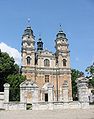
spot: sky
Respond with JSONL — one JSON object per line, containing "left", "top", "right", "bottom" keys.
{"left": 0, "top": 0, "right": 94, "bottom": 73}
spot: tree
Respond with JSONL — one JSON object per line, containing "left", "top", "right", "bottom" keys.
{"left": 71, "top": 69, "right": 82, "bottom": 100}
{"left": 0, "top": 51, "right": 25, "bottom": 101}
{"left": 86, "top": 63, "right": 94, "bottom": 87}
{"left": 7, "top": 74, "right": 25, "bottom": 101}
{"left": 0, "top": 51, "right": 19, "bottom": 91}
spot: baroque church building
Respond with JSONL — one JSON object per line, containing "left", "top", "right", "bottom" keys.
{"left": 21, "top": 25, "right": 72, "bottom": 103}
{"left": 0, "top": 23, "right": 90, "bottom": 111}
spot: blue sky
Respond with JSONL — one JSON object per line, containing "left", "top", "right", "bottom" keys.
{"left": 0, "top": 0, "right": 94, "bottom": 73}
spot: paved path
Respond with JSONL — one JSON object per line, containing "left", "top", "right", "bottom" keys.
{"left": 0, "top": 108, "right": 94, "bottom": 119}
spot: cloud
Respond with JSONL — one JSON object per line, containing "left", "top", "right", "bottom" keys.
{"left": 0, "top": 42, "right": 21, "bottom": 65}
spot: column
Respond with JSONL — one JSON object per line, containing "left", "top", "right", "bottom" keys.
{"left": 60, "top": 87, "right": 62, "bottom": 101}
{"left": 4, "top": 83, "right": 10, "bottom": 103}
{"left": 77, "top": 77, "right": 89, "bottom": 103}
{"left": 76, "top": 77, "right": 89, "bottom": 108}
{"left": 32, "top": 88, "right": 39, "bottom": 103}
{"left": 48, "top": 84, "right": 54, "bottom": 102}
{"left": 62, "top": 82, "right": 69, "bottom": 102}
{"left": 20, "top": 87, "right": 26, "bottom": 103}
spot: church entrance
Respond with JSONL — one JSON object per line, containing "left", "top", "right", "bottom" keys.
{"left": 45, "top": 93, "right": 48, "bottom": 102}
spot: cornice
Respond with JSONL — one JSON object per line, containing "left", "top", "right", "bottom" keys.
{"left": 21, "top": 66, "right": 71, "bottom": 75}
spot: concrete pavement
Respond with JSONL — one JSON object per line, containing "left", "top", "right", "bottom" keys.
{"left": 0, "top": 108, "right": 94, "bottom": 119}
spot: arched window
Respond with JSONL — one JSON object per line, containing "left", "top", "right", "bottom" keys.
{"left": 27, "top": 56, "right": 31, "bottom": 65}
{"left": 63, "top": 59, "right": 67, "bottom": 66}
{"left": 44, "top": 59, "right": 50, "bottom": 66}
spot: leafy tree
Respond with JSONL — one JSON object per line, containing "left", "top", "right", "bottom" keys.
{"left": 0, "top": 51, "right": 25, "bottom": 101}
{"left": 7, "top": 74, "right": 25, "bottom": 101}
{"left": 0, "top": 51, "right": 19, "bottom": 91}
{"left": 86, "top": 63, "right": 94, "bottom": 87}
{"left": 71, "top": 69, "right": 82, "bottom": 100}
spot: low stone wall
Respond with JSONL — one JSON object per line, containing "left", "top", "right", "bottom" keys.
{"left": 0, "top": 92, "right": 4, "bottom": 109}
{"left": 4, "top": 102, "right": 26, "bottom": 110}
{"left": 32, "top": 101, "right": 89, "bottom": 110}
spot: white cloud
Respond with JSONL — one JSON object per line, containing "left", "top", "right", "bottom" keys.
{"left": 0, "top": 42, "right": 21, "bottom": 65}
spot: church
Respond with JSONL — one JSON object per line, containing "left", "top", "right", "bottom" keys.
{"left": 0, "top": 22, "right": 90, "bottom": 110}
{"left": 21, "top": 24, "right": 72, "bottom": 103}
{"left": 0, "top": 24, "right": 90, "bottom": 110}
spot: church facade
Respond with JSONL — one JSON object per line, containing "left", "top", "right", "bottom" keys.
{"left": 21, "top": 25, "right": 72, "bottom": 103}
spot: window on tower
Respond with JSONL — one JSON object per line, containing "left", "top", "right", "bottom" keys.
{"left": 63, "top": 59, "right": 67, "bottom": 66}
{"left": 44, "top": 59, "right": 50, "bottom": 67}
{"left": 27, "top": 56, "right": 31, "bottom": 65}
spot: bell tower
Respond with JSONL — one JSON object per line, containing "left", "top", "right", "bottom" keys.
{"left": 55, "top": 26, "right": 72, "bottom": 101}
{"left": 55, "top": 27, "right": 70, "bottom": 68}
{"left": 37, "top": 37, "right": 43, "bottom": 51}
{"left": 21, "top": 22, "right": 35, "bottom": 80}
